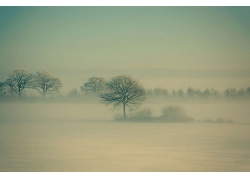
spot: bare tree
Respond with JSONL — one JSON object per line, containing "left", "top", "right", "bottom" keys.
{"left": 33, "top": 70, "right": 61, "bottom": 98}
{"left": 80, "top": 77, "right": 106, "bottom": 95}
{"left": 5, "top": 69, "right": 33, "bottom": 98}
{"left": 100, "top": 75, "right": 146, "bottom": 119}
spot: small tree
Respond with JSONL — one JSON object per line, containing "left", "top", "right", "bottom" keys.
{"left": 80, "top": 77, "right": 106, "bottom": 95}
{"left": 100, "top": 75, "right": 146, "bottom": 119}
{"left": 5, "top": 69, "right": 33, "bottom": 98}
{"left": 33, "top": 70, "right": 61, "bottom": 98}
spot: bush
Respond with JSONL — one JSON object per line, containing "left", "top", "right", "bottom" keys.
{"left": 160, "top": 105, "right": 191, "bottom": 122}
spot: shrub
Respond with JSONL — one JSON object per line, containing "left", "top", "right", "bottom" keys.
{"left": 160, "top": 105, "right": 191, "bottom": 122}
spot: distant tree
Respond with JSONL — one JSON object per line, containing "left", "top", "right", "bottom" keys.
{"left": 153, "top": 88, "right": 168, "bottom": 97}
{"left": 202, "top": 88, "right": 211, "bottom": 98}
{"left": 153, "top": 88, "right": 162, "bottom": 97}
{"left": 161, "top": 88, "right": 169, "bottom": 97}
{"left": 33, "top": 70, "right": 61, "bottom": 98}
{"left": 187, "top": 87, "right": 196, "bottom": 97}
{"left": 5, "top": 69, "right": 33, "bottom": 98}
{"left": 177, "top": 89, "right": 185, "bottom": 98}
{"left": 68, "top": 88, "right": 80, "bottom": 98}
{"left": 81, "top": 77, "right": 106, "bottom": 95}
{"left": 100, "top": 75, "right": 146, "bottom": 119}
{"left": 224, "top": 88, "right": 237, "bottom": 98}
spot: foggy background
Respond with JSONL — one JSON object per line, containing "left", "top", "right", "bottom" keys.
{"left": 0, "top": 7, "right": 250, "bottom": 95}
{"left": 1, "top": 6, "right": 250, "bottom": 172}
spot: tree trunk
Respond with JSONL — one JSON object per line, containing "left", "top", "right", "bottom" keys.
{"left": 123, "top": 103, "right": 126, "bottom": 119}
{"left": 18, "top": 88, "right": 21, "bottom": 98}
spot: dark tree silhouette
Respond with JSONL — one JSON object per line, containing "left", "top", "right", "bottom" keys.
{"left": 81, "top": 77, "right": 106, "bottom": 95}
{"left": 100, "top": 75, "right": 146, "bottom": 119}
{"left": 5, "top": 69, "right": 33, "bottom": 98}
{"left": 33, "top": 70, "right": 61, "bottom": 98}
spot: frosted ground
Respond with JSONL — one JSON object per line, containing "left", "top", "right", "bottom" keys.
{"left": 0, "top": 102, "right": 250, "bottom": 171}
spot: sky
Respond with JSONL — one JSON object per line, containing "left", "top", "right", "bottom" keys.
{"left": 0, "top": 7, "right": 250, "bottom": 94}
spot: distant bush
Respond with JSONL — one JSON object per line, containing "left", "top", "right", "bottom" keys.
{"left": 159, "top": 105, "right": 193, "bottom": 122}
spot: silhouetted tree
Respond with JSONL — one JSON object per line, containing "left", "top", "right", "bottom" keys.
{"left": 5, "top": 69, "right": 33, "bottom": 98}
{"left": 32, "top": 70, "right": 61, "bottom": 98}
{"left": 81, "top": 77, "right": 106, "bottom": 95}
{"left": 100, "top": 75, "right": 146, "bottom": 119}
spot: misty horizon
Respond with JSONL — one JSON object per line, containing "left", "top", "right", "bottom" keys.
{"left": 1, "top": 6, "right": 250, "bottom": 172}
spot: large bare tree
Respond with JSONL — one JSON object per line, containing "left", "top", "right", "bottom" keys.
{"left": 100, "top": 75, "right": 146, "bottom": 119}
{"left": 81, "top": 77, "right": 106, "bottom": 95}
{"left": 5, "top": 69, "right": 33, "bottom": 98}
{"left": 33, "top": 70, "right": 62, "bottom": 98}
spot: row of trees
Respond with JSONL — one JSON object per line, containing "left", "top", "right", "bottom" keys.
{"left": 0, "top": 69, "right": 62, "bottom": 98}
{"left": 1, "top": 72, "right": 145, "bottom": 119}
{"left": 69, "top": 80, "right": 250, "bottom": 100}
{"left": 146, "top": 87, "right": 250, "bottom": 99}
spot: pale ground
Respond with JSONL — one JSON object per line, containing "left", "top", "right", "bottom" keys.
{"left": 0, "top": 103, "right": 250, "bottom": 172}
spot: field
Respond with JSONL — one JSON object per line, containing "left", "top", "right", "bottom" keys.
{"left": 0, "top": 102, "right": 250, "bottom": 172}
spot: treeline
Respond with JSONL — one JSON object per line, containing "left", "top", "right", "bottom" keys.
{"left": 145, "top": 87, "right": 250, "bottom": 99}
{"left": 1, "top": 69, "right": 250, "bottom": 100}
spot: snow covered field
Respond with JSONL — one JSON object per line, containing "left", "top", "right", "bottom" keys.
{"left": 0, "top": 103, "right": 250, "bottom": 171}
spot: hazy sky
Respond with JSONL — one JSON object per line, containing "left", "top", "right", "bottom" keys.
{"left": 0, "top": 7, "right": 250, "bottom": 93}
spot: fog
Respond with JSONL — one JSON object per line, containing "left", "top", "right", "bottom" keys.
{"left": 1, "top": 100, "right": 250, "bottom": 123}
{"left": 1, "top": 6, "right": 250, "bottom": 172}
{"left": 0, "top": 100, "right": 250, "bottom": 171}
